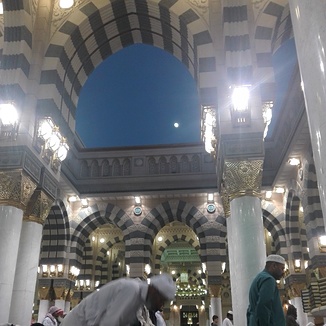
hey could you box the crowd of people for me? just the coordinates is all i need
[6,256,326,326]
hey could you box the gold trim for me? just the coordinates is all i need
[223,160,263,201]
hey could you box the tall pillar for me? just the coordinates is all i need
[0,206,24,324]
[292,296,308,326]
[38,299,49,323]
[209,285,222,326]
[198,306,207,326]
[223,160,266,326]
[9,190,53,326]
[0,170,36,324]
[289,1,326,225]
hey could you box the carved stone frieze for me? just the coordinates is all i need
[23,190,54,224]
[186,0,208,14]
[223,160,263,200]
[0,170,37,209]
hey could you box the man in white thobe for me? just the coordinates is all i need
[61,274,176,326]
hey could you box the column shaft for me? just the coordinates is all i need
[210,297,222,326]
[38,300,49,323]
[0,206,23,323]
[292,296,308,326]
[289,1,326,224]
[9,220,43,325]
[228,196,266,326]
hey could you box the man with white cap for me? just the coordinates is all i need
[61,273,176,326]
[222,311,233,326]
[247,254,286,326]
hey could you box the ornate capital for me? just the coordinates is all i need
[38,286,50,300]
[53,286,67,300]
[23,190,54,224]
[223,160,263,200]
[209,285,222,297]
[0,170,37,209]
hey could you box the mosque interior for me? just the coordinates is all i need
[0,1,326,326]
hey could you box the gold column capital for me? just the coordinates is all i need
[23,190,54,224]
[0,170,37,209]
[38,286,50,300]
[286,282,306,299]
[209,285,222,297]
[53,286,70,300]
[223,159,263,201]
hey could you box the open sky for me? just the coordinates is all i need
[76,44,201,148]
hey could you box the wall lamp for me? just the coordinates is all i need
[40,264,64,278]
[35,117,69,172]
[68,266,80,280]
[0,2,3,15]
[201,106,217,156]
[59,0,74,9]
[0,103,19,140]
[230,85,251,127]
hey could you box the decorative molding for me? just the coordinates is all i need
[223,160,263,200]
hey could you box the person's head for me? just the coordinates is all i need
[212,315,218,324]
[287,304,297,319]
[227,311,233,321]
[265,254,285,280]
[146,274,176,311]
[48,306,64,318]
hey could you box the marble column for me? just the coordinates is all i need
[0,170,37,323]
[210,297,222,326]
[198,306,206,326]
[223,160,266,326]
[9,190,53,326]
[292,296,308,326]
[289,1,326,226]
[38,299,49,323]
[0,205,24,324]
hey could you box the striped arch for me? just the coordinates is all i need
[38,0,216,137]
[40,199,70,264]
[253,1,293,104]
[285,190,304,260]
[154,233,200,272]
[95,233,124,285]
[262,209,287,258]
[0,0,33,103]
[79,238,93,279]
[137,200,226,273]
[301,159,325,261]
[70,203,132,267]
